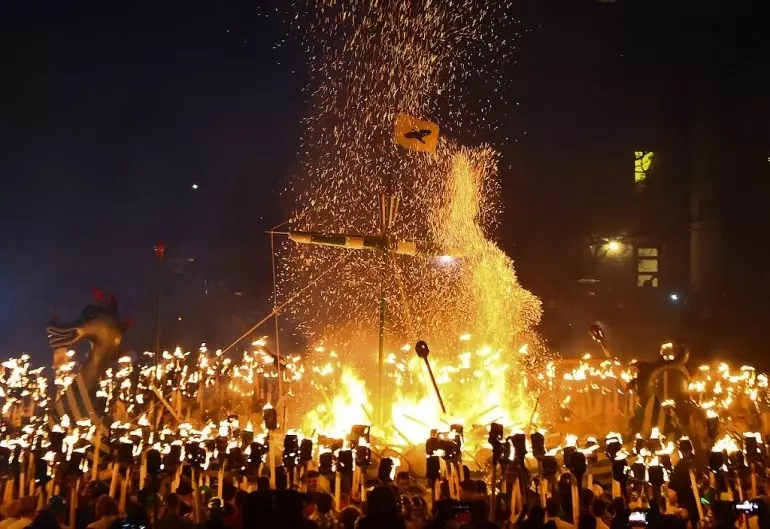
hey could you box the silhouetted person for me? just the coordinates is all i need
[257,477,271,491]
[87,496,120,529]
[576,514,596,529]
[337,506,360,529]
[29,510,61,529]
[357,486,406,529]
[157,494,193,529]
[545,498,574,529]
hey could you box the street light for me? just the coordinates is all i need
[606,240,622,254]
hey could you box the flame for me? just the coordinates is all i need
[713,434,741,454]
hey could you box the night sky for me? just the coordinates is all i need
[1,0,767,362]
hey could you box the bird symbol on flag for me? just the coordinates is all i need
[393,113,439,153]
[404,129,432,144]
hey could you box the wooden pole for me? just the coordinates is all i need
[92,436,101,482]
[69,479,79,529]
[109,463,119,499]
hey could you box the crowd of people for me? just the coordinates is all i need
[2,467,770,529]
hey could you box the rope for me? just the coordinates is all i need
[270,231,283,400]
[218,253,350,357]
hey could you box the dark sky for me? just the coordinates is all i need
[1,0,304,355]
[1,0,767,361]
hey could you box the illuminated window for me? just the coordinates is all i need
[637,275,659,288]
[636,247,659,287]
[634,151,654,190]
[638,259,658,273]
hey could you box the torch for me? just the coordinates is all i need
[299,438,313,490]
[727,448,748,502]
[318,436,342,496]
[247,439,268,484]
[353,426,371,503]
[677,436,704,521]
[589,322,612,359]
[33,450,52,507]
[582,437,599,490]
[146,447,162,527]
[447,424,464,499]
[337,448,353,509]
[414,341,447,414]
[227,445,244,490]
[164,444,183,491]
[647,456,666,510]
[744,432,762,498]
[488,423,504,521]
[530,431,547,506]
[377,457,395,485]
[185,441,205,523]
[263,403,278,489]
[0,444,14,504]
[282,433,299,489]
[708,448,728,497]
[605,433,623,499]
[426,436,441,503]
[706,410,720,445]
[66,449,85,529]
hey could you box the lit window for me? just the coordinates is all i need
[637,275,659,288]
[634,151,654,189]
[636,247,660,287]
[638,259,658,273]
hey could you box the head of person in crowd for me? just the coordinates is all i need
[357,485,405,529]
[127,501,150,524]
[1,500,20,523]
[222,482,237,504]
[577,513,597,529]
[396,472,411,494]
[164,494,182,516]
[526,505,545,524]
[86,482,110,506]
[175,480,194,508]
[579,489,595,513]
[591,498,607,521]
[409,496,429,523]
[29,508,60,529]
[337,506,361,529]
[460,480,476,502]
[47,496,68,528]
[545,497,562,520]
[274,467,288,491]
[474,480,488,498]
[16,496,37,522]
[257,476,271,491]
[94,495,119,522]
[366,486,400,519]
[306,470,320,493]
[314,492,333,517]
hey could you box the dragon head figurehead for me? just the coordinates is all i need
[47,289,129,373]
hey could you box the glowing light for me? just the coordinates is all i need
[606,240,622,254]
[634,151,654,186]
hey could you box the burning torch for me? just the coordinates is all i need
[415,341,447,414]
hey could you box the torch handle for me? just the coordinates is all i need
[489,463,497,523]
[422,359,447,414]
